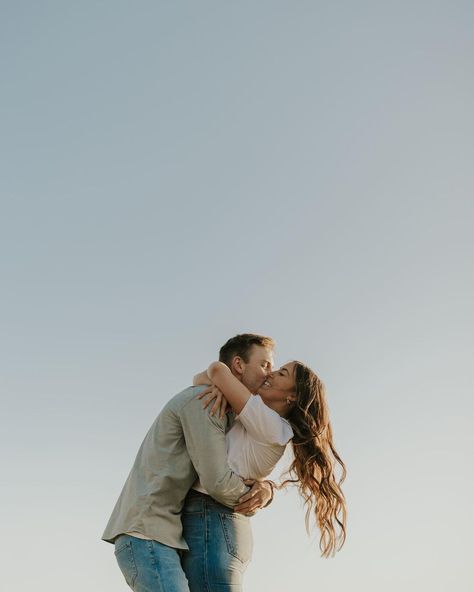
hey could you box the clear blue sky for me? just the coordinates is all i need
[1,2,473,591]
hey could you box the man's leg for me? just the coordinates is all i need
[114,535,190,592]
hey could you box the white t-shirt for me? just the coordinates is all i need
[193,394,293,492]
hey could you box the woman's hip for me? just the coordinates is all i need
[181,491,253,591]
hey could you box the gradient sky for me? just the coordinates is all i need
[1,2,473,591]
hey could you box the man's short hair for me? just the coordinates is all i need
[219,333,275,367]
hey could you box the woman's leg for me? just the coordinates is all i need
[207,509,253,591]
[182,493,253,592]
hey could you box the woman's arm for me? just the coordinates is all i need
[194,367,230,418]
[206,361,252,414]
[193,370,211,386]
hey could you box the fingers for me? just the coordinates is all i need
[234,495,264,513]
[197,385,227,416]
[220,399,229,418]
[196,387,213,400]
[238,491,254,504]
[201,394,215,409]
[235,481,271,512]
[238,483,261,504]
[210,397,221,416]
[198,390,219,410]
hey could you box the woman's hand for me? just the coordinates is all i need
[197,385,230,418]
[234,480,274,515]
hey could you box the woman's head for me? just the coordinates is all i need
[257,361,298,414]
[269,361,347,557]
[257,361,332,421]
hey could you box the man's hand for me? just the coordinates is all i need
[197,385,230,418]
[234,480,273,515]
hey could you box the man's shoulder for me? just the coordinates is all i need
[164,385,207,412]
[176,387,234,430]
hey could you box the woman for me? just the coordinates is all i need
[181,360,347,589]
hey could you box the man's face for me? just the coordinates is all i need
[239,345,274,393]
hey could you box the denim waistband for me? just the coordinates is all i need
[184,489,246,517]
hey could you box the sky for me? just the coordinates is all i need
[1,1,473,591]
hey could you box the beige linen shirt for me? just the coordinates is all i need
[102,386,249,550]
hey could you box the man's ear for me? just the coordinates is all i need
[231,356,245,377]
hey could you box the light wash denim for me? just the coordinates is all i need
[181,490,253,592]
[114,535,190,592]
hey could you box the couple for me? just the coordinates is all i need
[102,334,346,592]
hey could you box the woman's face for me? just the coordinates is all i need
[257,361,297,402]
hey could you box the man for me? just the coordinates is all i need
[102,333,275,592]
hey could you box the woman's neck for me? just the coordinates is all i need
[260,397,290,418]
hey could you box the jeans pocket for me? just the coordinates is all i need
[114,537,138,588]
[219,513,253,565]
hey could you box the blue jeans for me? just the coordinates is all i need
[114,535,190,592]
[181,490,253,592]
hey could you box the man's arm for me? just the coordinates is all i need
[180,391,249,508]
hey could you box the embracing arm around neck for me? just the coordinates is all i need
[207,361,252,414]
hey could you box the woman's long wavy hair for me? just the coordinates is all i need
[281,362,347,557]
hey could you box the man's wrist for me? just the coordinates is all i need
[262,480,275,508]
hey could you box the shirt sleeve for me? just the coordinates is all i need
[237,395,294,445]
[179,392,249,508]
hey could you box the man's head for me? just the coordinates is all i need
[219,333,275,393]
